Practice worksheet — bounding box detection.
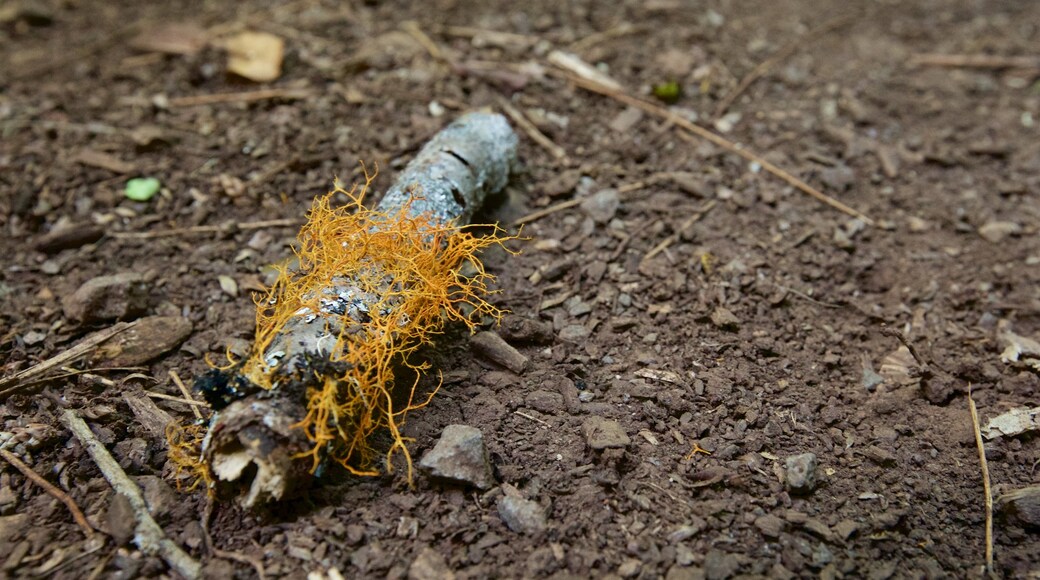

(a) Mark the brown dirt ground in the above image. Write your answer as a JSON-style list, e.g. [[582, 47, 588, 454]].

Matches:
[[2, 0, 1040, 578]]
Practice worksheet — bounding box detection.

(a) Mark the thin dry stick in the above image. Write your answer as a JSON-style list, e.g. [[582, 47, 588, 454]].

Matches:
[[514, 198, 582, 226], [0, 321, 139, 399], [168, 88, 313, 108], [714, 14, 857, 118], [202, 489, 268, 579], [61, 410, 201, 579], [402, 21, 451, 63], [910, 53, 1040, 70], [967, 387, 995, 576], [110, 218, 300, 240], [146, 390, 211, 408], [0, 449, 95, 538], [168, 370, 203, 420], [514, 410, 550, 427], [643, 200, 718, 261], [570, 22, 640, 52], [495, 96, 567, 160], [555, 70, 874, 224]]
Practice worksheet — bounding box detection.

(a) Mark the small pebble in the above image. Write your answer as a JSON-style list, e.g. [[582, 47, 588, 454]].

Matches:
[[497, 495, 546, 534], [785, 452, 818, 494], [419, 424, 494, 490]]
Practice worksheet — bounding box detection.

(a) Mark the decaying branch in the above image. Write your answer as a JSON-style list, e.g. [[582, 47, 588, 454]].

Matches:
[[194, 112, 518, 507]]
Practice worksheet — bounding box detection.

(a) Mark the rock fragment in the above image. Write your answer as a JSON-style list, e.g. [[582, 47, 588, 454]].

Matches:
[[832, 519, 860, 541], [710, 307, 740, 329], [998, 485, 1040, 527], [497, 495, 546, 534], [63, 272, 150, 323], [978, 221, 1021, 243], [582, 416, 631, 450], [497, 314, 553, 345], [408, 546, 455, 580], [580, 188, 620, 224], [785, 452, 818, 494], [704, 549, 741, 580], [419, 425, 494, 490], [470, 331, 529, 374], [754, 514, 784, 538]]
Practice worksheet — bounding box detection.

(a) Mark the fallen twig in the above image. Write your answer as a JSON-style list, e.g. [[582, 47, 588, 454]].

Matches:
[[0, 322, 139, 400], [61, 409, 201, 579], [169, 370, 203, 420], [513, 198, 582, 226], [910, 53, 1040, 70], [551, 66, 874, 225], [201, 497, 267, 579], [714, 14, 857, 118], [967, 387, 996, 577], [495, 96, 567, 160], [0, 449, 95, 538], [643, 200, 717, 261], [514, 410, 550, 427], [168, 88, 313, 108], [145, 390, 211, 408], [569, 22, 641, 52]]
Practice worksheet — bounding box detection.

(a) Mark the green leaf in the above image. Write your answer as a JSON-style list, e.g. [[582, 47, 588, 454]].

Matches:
[[652, 81, 682, 104], [125, 177, 161, 202]]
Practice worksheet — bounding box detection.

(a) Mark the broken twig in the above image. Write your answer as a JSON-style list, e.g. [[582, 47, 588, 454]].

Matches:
[[495, 95, 567, 160], [0, 449, 95, 538], [551, 65, 874, 225], [0, 321, 139, 400], [61, 409, 201, 579], [967, 387, 995, 577]]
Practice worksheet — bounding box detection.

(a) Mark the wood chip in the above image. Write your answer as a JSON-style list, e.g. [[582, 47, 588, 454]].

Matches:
[[73, 149, 136, 174], [226, 31, 285, 82], [129, 22, 208, 55], [122, 391, 174, 441], [470, 331, 529, 374], [92, 316, 192, 366]]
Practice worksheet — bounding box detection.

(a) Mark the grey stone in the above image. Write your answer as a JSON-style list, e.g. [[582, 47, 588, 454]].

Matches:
[[754, 514, 784, 538], [710, 307, 740, 329], [582, 416, 631, 450], [704, 549, 740, 580], [580, 188, 620, 224], [63, 272, 150, 323], [419, 425, 494, 490], [497, 495, 546, 534], [833, 519, 860, 541], [785, 452, 818, 494], [408, 546, 455, 580]]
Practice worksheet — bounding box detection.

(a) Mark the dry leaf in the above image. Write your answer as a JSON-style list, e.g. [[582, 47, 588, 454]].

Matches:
[[982, 406, 1040, 439], [226, 31, 285, 82], [218, 275, 239, 298], [879, 346, 919, 386], [998, 322, 1040, 371], [130, 22, 209, 55]]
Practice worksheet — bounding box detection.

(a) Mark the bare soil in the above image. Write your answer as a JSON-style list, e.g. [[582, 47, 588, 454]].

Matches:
[[2, 0, 1039, 578]]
